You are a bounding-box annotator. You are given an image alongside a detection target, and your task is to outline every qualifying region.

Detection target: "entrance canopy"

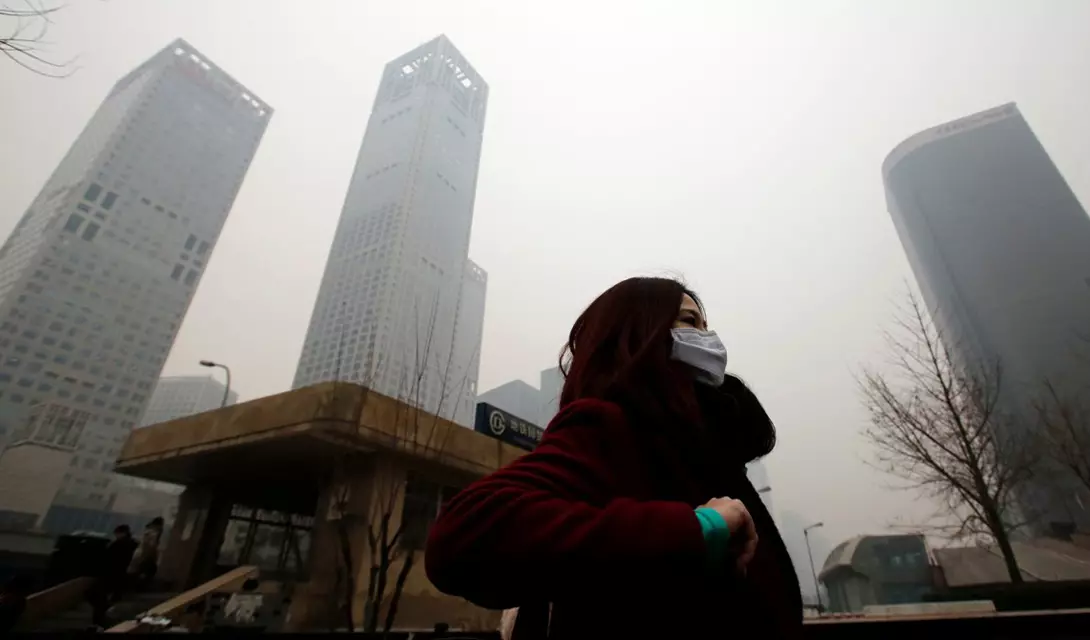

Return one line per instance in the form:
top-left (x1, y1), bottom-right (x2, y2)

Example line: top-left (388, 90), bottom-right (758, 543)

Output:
top-left (115, 382), bottom-right (525, 513)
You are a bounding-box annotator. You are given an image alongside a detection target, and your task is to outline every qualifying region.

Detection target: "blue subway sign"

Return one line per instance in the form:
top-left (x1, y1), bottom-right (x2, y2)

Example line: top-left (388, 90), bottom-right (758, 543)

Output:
top-left (474, 402), bottom-right (544, 451)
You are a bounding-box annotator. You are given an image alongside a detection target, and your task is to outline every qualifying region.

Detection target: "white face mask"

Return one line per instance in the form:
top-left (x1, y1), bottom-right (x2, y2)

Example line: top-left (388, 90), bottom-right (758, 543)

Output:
top-left (670, 328), bottom-right (728, 387)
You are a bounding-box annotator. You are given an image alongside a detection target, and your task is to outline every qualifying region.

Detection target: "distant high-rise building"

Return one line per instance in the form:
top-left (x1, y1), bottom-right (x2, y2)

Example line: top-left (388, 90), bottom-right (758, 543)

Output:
top-left (292, 35), bottom-right (488, 427)
top-left (746, 459), bottom-right (774, 514)
top-left (452, 260), bottom-right (487, 418)
top-left (540, 366), bottom-right (563, 419)
top-left (883, 102), bottom-right (1090, 529)
top-left (140, 374), bottom-right (238, 426)
top-left (476, 366), bottom-right (563, 429)
top-left (0, 38), bottom-right (271, 533)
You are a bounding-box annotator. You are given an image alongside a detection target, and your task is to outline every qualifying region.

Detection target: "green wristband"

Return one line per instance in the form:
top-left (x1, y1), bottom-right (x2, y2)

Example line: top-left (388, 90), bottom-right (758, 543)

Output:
top-left (694, 507), bottom-right (731, 570)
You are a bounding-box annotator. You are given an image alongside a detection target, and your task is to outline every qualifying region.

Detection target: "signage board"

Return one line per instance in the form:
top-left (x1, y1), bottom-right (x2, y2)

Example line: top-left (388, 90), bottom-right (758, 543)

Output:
top-left (473, 402), bottom-right (544, 451)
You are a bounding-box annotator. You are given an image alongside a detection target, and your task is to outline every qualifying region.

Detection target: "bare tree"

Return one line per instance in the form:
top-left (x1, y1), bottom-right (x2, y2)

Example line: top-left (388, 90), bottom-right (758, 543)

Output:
top-left (320, 296), bottom-right (472, 633)
top-left (1, 1), bottom-right (75, 77)
top-left (326, 453), bottom-right (365, 633)
top-left (361, 297), bottom-right (471, 634)
top-left (1032, 381), bottom-right (1090, 496)
top-left (319, 305), bottom-right (372, 632)
top-left (859, 293), bottom-right (1034, 583)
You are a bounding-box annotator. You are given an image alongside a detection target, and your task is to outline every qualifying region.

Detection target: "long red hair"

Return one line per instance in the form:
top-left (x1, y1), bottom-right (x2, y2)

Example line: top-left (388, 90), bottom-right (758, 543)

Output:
top-left (559, 277), bottom-right (703, 429)
top-left (558, 276), bottom-right (776, 463)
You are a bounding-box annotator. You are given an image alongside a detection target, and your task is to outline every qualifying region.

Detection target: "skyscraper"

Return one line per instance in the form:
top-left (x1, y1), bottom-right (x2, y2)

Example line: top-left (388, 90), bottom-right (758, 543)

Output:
top-left (883, 102), bottom-right (1090, 529)
top-left (293, 35), bottom-right (488, 427)
top-left (453, 260), bottom-right (488, 423)
top-left (0, 39), bottom-right (270, 532)
top-left (140, 374), bottom-right (239, 427)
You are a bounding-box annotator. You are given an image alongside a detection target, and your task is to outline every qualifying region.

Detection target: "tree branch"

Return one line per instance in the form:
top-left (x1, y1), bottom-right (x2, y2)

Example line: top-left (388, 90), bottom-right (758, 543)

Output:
top-left (859, 290), bottom-right (1029, 582)
top-left (1, 1), bottom-right (77, 77)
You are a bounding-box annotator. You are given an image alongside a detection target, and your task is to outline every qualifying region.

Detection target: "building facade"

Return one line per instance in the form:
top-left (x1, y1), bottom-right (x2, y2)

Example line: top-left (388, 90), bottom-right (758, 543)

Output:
top-left (882, 103), bottom-right (1090, 530)
top-left (476, 366), bottom-right (563, 429)
top-left (141, 374), bottom-right (238, 427)
top-left (292, 35), bottom-right (488, 428)
top-left (0, 38), bottom-right (270, 533)
top-left (819, 534), bottom-right (934, 613)
top-left (0, 442), bottom-right (73, 531)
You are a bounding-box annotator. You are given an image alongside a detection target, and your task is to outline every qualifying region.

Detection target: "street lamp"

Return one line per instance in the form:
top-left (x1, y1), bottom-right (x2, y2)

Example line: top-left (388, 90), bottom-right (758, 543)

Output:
top-left (199, 359), bottom-right (232, 408)
top-left (804, 521), bottom-right (825, 613)
top-left (757, 486), bottom-right (772, 494)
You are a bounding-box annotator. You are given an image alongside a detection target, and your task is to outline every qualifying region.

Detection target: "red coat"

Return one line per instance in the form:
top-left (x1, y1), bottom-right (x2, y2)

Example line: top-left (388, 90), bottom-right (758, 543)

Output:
top-left (426, 397), bottom-right (803, 639)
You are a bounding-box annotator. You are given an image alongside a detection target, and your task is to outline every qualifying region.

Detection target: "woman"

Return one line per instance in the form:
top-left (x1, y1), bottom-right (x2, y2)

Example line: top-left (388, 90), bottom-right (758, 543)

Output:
top-left (130, 517), bottom-right (164, 589)
top-left (425, 277), bottom-right (802, 639)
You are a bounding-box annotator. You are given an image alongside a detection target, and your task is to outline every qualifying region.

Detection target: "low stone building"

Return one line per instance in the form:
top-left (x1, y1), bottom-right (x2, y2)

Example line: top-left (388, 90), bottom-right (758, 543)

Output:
top-left (819, 534), bottom-right (935, 613)
top-left (115, 381), bottom-right (525, 631)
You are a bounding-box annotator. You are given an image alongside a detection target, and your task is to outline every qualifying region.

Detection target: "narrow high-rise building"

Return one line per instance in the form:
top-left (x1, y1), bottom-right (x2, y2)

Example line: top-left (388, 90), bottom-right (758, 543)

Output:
top-left (453, 260), bottom-right (488, 421)
top-left (0, 39), bottom-right (271, 532)
top-left (883, 102), bottom-right (1090, 531)
top-left (293, 35), bottom-right (488, 427)
top-left (746, 459), bottom-right (773, 515)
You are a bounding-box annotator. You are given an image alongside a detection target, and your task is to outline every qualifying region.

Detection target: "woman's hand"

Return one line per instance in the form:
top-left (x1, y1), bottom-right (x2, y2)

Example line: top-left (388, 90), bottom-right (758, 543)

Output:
top-left (701, 496), bottom-right (759, 571)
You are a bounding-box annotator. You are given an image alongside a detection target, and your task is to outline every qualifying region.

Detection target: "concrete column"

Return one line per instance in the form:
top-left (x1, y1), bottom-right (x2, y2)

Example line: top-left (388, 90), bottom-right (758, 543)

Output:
top-left (158, 484), bottom-right (232, 590)
top-left (158, 485), bottom-right (210, 589)
top-left (354, 458), bottom-right (406, 611)
top-left (286, 455), bottom-right (377, 631)
top-left (188, 492), bottom-right (232, 588)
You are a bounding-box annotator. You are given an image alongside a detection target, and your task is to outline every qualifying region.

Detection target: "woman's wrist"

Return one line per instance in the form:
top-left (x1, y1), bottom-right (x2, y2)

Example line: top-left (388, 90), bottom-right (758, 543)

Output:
top-left (693, 507), bottom-right (731, 569)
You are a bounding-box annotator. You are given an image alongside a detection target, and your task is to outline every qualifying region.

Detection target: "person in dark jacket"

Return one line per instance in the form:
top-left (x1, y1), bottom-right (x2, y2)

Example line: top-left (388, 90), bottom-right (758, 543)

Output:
top-left (425, 276), bottom-right (803, 639)
top-left (88, 524), bottom-right (139, 628)
top-left (0, 573), bottom-right (34, 633)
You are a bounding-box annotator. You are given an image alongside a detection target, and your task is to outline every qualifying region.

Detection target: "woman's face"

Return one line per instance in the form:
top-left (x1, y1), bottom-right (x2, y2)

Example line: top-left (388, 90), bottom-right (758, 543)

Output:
top-left (675, 293), bottom-right (707, 330)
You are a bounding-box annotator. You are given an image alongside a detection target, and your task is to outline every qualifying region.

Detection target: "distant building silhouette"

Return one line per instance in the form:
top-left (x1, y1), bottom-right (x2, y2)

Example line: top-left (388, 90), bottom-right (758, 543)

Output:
top-left (477, 367), bottom-right (563, 429)
top-left (883, 103), bottom-right (1090, 531)
top-left (141, 375), bottom-right (238, 427)
top-left (746, 459), bottom-right (774, 514)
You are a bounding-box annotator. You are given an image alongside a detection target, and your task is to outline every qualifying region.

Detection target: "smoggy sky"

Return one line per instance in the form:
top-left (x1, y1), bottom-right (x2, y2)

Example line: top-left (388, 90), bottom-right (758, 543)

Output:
top-left (2, 0), bottom-right (1089, 551)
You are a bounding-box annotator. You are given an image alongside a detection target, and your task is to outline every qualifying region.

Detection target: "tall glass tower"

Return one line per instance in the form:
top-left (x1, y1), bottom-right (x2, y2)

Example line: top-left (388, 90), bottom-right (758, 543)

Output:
top-left (293, 35), bottom-right (488, 428)
top-left (883, 103), bottom-right (1090, 530)
top-left (0, 39), bottom-right (271, 532)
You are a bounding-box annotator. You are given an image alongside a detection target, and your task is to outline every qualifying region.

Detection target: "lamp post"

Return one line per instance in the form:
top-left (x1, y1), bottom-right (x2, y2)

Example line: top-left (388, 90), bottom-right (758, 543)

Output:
top-left (199, 360), bottom-right (232, 408)
top-left (804, 521), bottom-right (825, 613)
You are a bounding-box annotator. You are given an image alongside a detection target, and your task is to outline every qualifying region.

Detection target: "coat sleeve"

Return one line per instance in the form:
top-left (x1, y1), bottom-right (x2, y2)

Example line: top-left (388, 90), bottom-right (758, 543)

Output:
top-left (424, 399), bottom-right (708, 609)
